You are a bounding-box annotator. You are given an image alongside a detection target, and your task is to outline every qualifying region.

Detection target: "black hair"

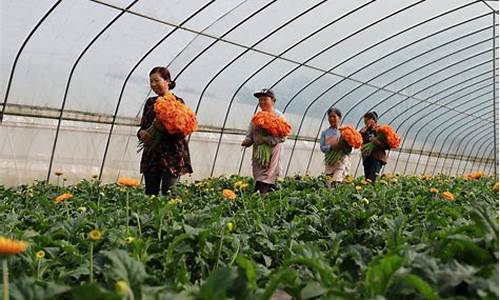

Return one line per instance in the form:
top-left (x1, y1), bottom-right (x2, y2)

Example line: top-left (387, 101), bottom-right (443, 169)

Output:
top-left (327, 107), bottom-right (342, 118)
top-left (149, 66), bottom-right (176, 90)
top-left (363, 111), bottom-right (378, 121)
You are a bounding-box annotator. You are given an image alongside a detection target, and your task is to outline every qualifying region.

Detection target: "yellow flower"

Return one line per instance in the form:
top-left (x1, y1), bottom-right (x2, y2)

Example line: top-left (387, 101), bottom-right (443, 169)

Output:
top-left (226, 222), bottom-right (235, 232)
top-left (125, 237), bottom-right (135, 244)
top-left (63, 177), bottom-right (67, 182)
top-left (493, 182), bottom-right (499, 192)
top-left (390, 178), bottom-right (398, 183)
top-left (352, 202), bottom-right (359, 208)
top-left (54, 171), bottom-right (63, 176)
top-left (54, 193), bottom-right (73, 203)
top-left (117, 177), bottom-right (140, 187)
top-left (168, 197), bottom-right (182, 206)
top-left (430, 188), bottom-right (439, 193)
top-left (343, 177), bottom-right (353, 184)
top-left (442, 191), bottom-right (454, 201)
top-left (0, 236), bottom-right (28, 255)
top-left (88, 229), bottom-right (102, 241)
top-left (355, 186), bottom-right (362, 192)
top-left (36, 250), bottom-right (45, 259)
top-left (77, 206), bottom-right (87, 213)
top-left (361, 198), bottom-right (369, 205)
top-left (91, 174), bottom-right (98, 179)
top-left (234, 181), bottom-right (249, 191)
top-left (115, 280), bottom-right (130, 295)
top-left (222, 189), bottom-right (237, 200)
top-left (378, 179), bottom-right (387, 185)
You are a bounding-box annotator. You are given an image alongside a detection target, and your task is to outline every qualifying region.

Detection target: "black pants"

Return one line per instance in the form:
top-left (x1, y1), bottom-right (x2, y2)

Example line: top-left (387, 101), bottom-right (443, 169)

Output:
top-left (143, 169), bottom-right (179, 195)
top-left (254, 181), bottom-right (275, 194)
top-left (363, 158), bottom-right (383, 182)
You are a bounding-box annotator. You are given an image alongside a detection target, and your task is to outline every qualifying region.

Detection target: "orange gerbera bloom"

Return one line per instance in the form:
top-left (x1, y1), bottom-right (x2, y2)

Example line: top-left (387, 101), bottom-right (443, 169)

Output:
top-left (0, 236), bottom-right (28, 255)
top-left (466, 171), bottom-right (484, 180)
top-left (442, 191), bottom-right (454, 201)
top-left (154, 92), bottom-right (197, 136)
top-left (493, 182), bottom-right (499, 192)
top-left (251, 111), bottom-right (291, 137)
top-left (117, 177), bottom-right (140, 187)
top-left (54, 193), bottom-right (73, 203)
top-left (339, 125), bottom-right (363, 149)
top-left (376, 125), bottom-right (401, 149)
top-left (222, 189), bottom-right (237, 200)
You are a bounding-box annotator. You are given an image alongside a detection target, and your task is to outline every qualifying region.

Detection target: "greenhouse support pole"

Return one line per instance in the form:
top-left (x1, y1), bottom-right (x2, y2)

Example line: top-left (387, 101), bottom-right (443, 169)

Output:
top-left (493, 12), bottom-right (498, 178)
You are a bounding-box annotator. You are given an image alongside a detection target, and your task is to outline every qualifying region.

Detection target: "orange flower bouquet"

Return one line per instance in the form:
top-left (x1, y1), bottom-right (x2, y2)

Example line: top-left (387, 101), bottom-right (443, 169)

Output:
top-left (138, 92), bottom-right (197, 152)
top-left (251, 111), bottom-right (291, 168)
top-left (324, 125), bottom-right (362, 165)
top-left (362, 124), bottom-right (400, 156)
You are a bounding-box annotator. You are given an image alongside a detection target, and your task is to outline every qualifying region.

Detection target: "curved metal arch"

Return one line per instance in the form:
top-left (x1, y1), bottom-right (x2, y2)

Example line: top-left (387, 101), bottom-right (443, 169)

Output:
top-left (304, 42), bottom-right (498, 175)
top-left (484, 148), bottom-right (496, 175)
top-left (238, 0), bottom-right (431, 175)
top-left (339, 23), bottom-right (497, 124)
top-left (116, 1), bottom-right (251, 181)
top-left (469, 136), bottom-right (496, 173)
top-left (456, 128), bottom-right (494, 175)
top-left (390, 70), bottom-right (497, 173)
top-left (353, 56), bottom-right (497, 175)
top-left (46, 0), bottom-right (140, 182)
top-left (165, 0), bottom-right (252, 70)
top-left (455, 127), bottom-right (495, 174)
top-left (414, 97), bottom-right (495, 173)
top-left (1, 0), bottom-right (63, 123)
top-left (210, 1), bottom-right (376, 176)
top-left (426, 109), bottom-right (493, 175)
top-left (313, 56), bottom-right (496, 176)
top-left (0, 0), bottom-right (62, 124)
top-left (381, 68), bottom-right (497, 175)
top-left (407, 106), bottom-right (494, 175)
top-left (284, 16), bottom-right (494, 175)
top-left (191, 0), bottom-right (334, 176)
top-left (436, 105), bottom-right (497, 175)
top-left (409, 91), bottom-right (495, 174)
top-left (97, 1), bottom-right (217, 180)
top-left (420, 95), bottom-right (496, 175)
top-left (432, 120), bottom-right (489, 175)
top-left (359, 73), bottom-right (496, 176)
top-left (445, 102), bottom-right (498, 175)
top-left (172, 0), bottom-right (280, 85)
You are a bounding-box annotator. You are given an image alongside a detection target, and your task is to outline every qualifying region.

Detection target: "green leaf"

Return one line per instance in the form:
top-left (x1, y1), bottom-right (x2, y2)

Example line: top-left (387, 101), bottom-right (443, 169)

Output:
top-left (70, 283), bottom-right (121, 300)
top-left (364, 254), bottom-right (404, 298)
top-left (399, 274), bottom-right (439, 300)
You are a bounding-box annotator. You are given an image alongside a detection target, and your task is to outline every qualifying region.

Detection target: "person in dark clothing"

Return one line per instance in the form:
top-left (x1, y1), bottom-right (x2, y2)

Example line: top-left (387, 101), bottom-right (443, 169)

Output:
top-left (137, 67), bottom-right (193, 195)
top-left (359, 111), bottom-right (387, 182)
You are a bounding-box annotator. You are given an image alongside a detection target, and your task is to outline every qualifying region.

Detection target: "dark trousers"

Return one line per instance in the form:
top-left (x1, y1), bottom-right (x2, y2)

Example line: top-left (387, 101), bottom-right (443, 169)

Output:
top-left (254, 181), bottom-right (275, 194)
top-left (144, 169), bottom-right (178, 195)
top-left (363, 158), bottom-right (383, 182)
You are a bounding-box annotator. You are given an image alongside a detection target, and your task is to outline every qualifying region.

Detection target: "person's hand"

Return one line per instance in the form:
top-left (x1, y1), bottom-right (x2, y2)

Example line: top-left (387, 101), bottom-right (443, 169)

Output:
top-left (139, 130), bottom-right (153, 144)
top-left (326, 136), bottom-right (338, 147)
top-left (241, 139), bottom-right (253, 147)
top-left (254, 135), bottom-right (266, 145)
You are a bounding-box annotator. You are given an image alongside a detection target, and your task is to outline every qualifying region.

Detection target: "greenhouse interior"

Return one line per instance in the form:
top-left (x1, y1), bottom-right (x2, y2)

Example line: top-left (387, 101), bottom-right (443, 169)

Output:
top-left (1, 1), bottom-right (499, 299)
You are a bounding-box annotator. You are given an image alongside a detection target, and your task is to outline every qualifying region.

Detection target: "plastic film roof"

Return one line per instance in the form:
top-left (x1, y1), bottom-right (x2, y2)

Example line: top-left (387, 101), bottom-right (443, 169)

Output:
top-left (1, 0), bottom-right (498, 185)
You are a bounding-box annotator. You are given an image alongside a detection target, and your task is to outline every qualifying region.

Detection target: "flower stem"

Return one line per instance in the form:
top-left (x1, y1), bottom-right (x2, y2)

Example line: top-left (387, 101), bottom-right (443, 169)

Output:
top-left (126, 191), bottom-right (130, 234)
top-left (36, 259), bottom-right (41, 281)
top-left (89, 243), bottom-right (94, 283)
top-left (3, 259), bottom-right (9, 300)
top-left (213, 229), bottom-right (225, 273)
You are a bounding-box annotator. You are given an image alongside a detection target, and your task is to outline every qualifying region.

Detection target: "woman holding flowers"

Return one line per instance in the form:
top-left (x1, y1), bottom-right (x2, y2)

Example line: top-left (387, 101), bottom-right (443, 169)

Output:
top-left (138, 67), bottom-right (195, 195)
top-left (360, 111), bottom-right (400, 182)
top-left (320, 108), bottom-right (361, 186)
top-left (241, 89), bottom-right (291, 194)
